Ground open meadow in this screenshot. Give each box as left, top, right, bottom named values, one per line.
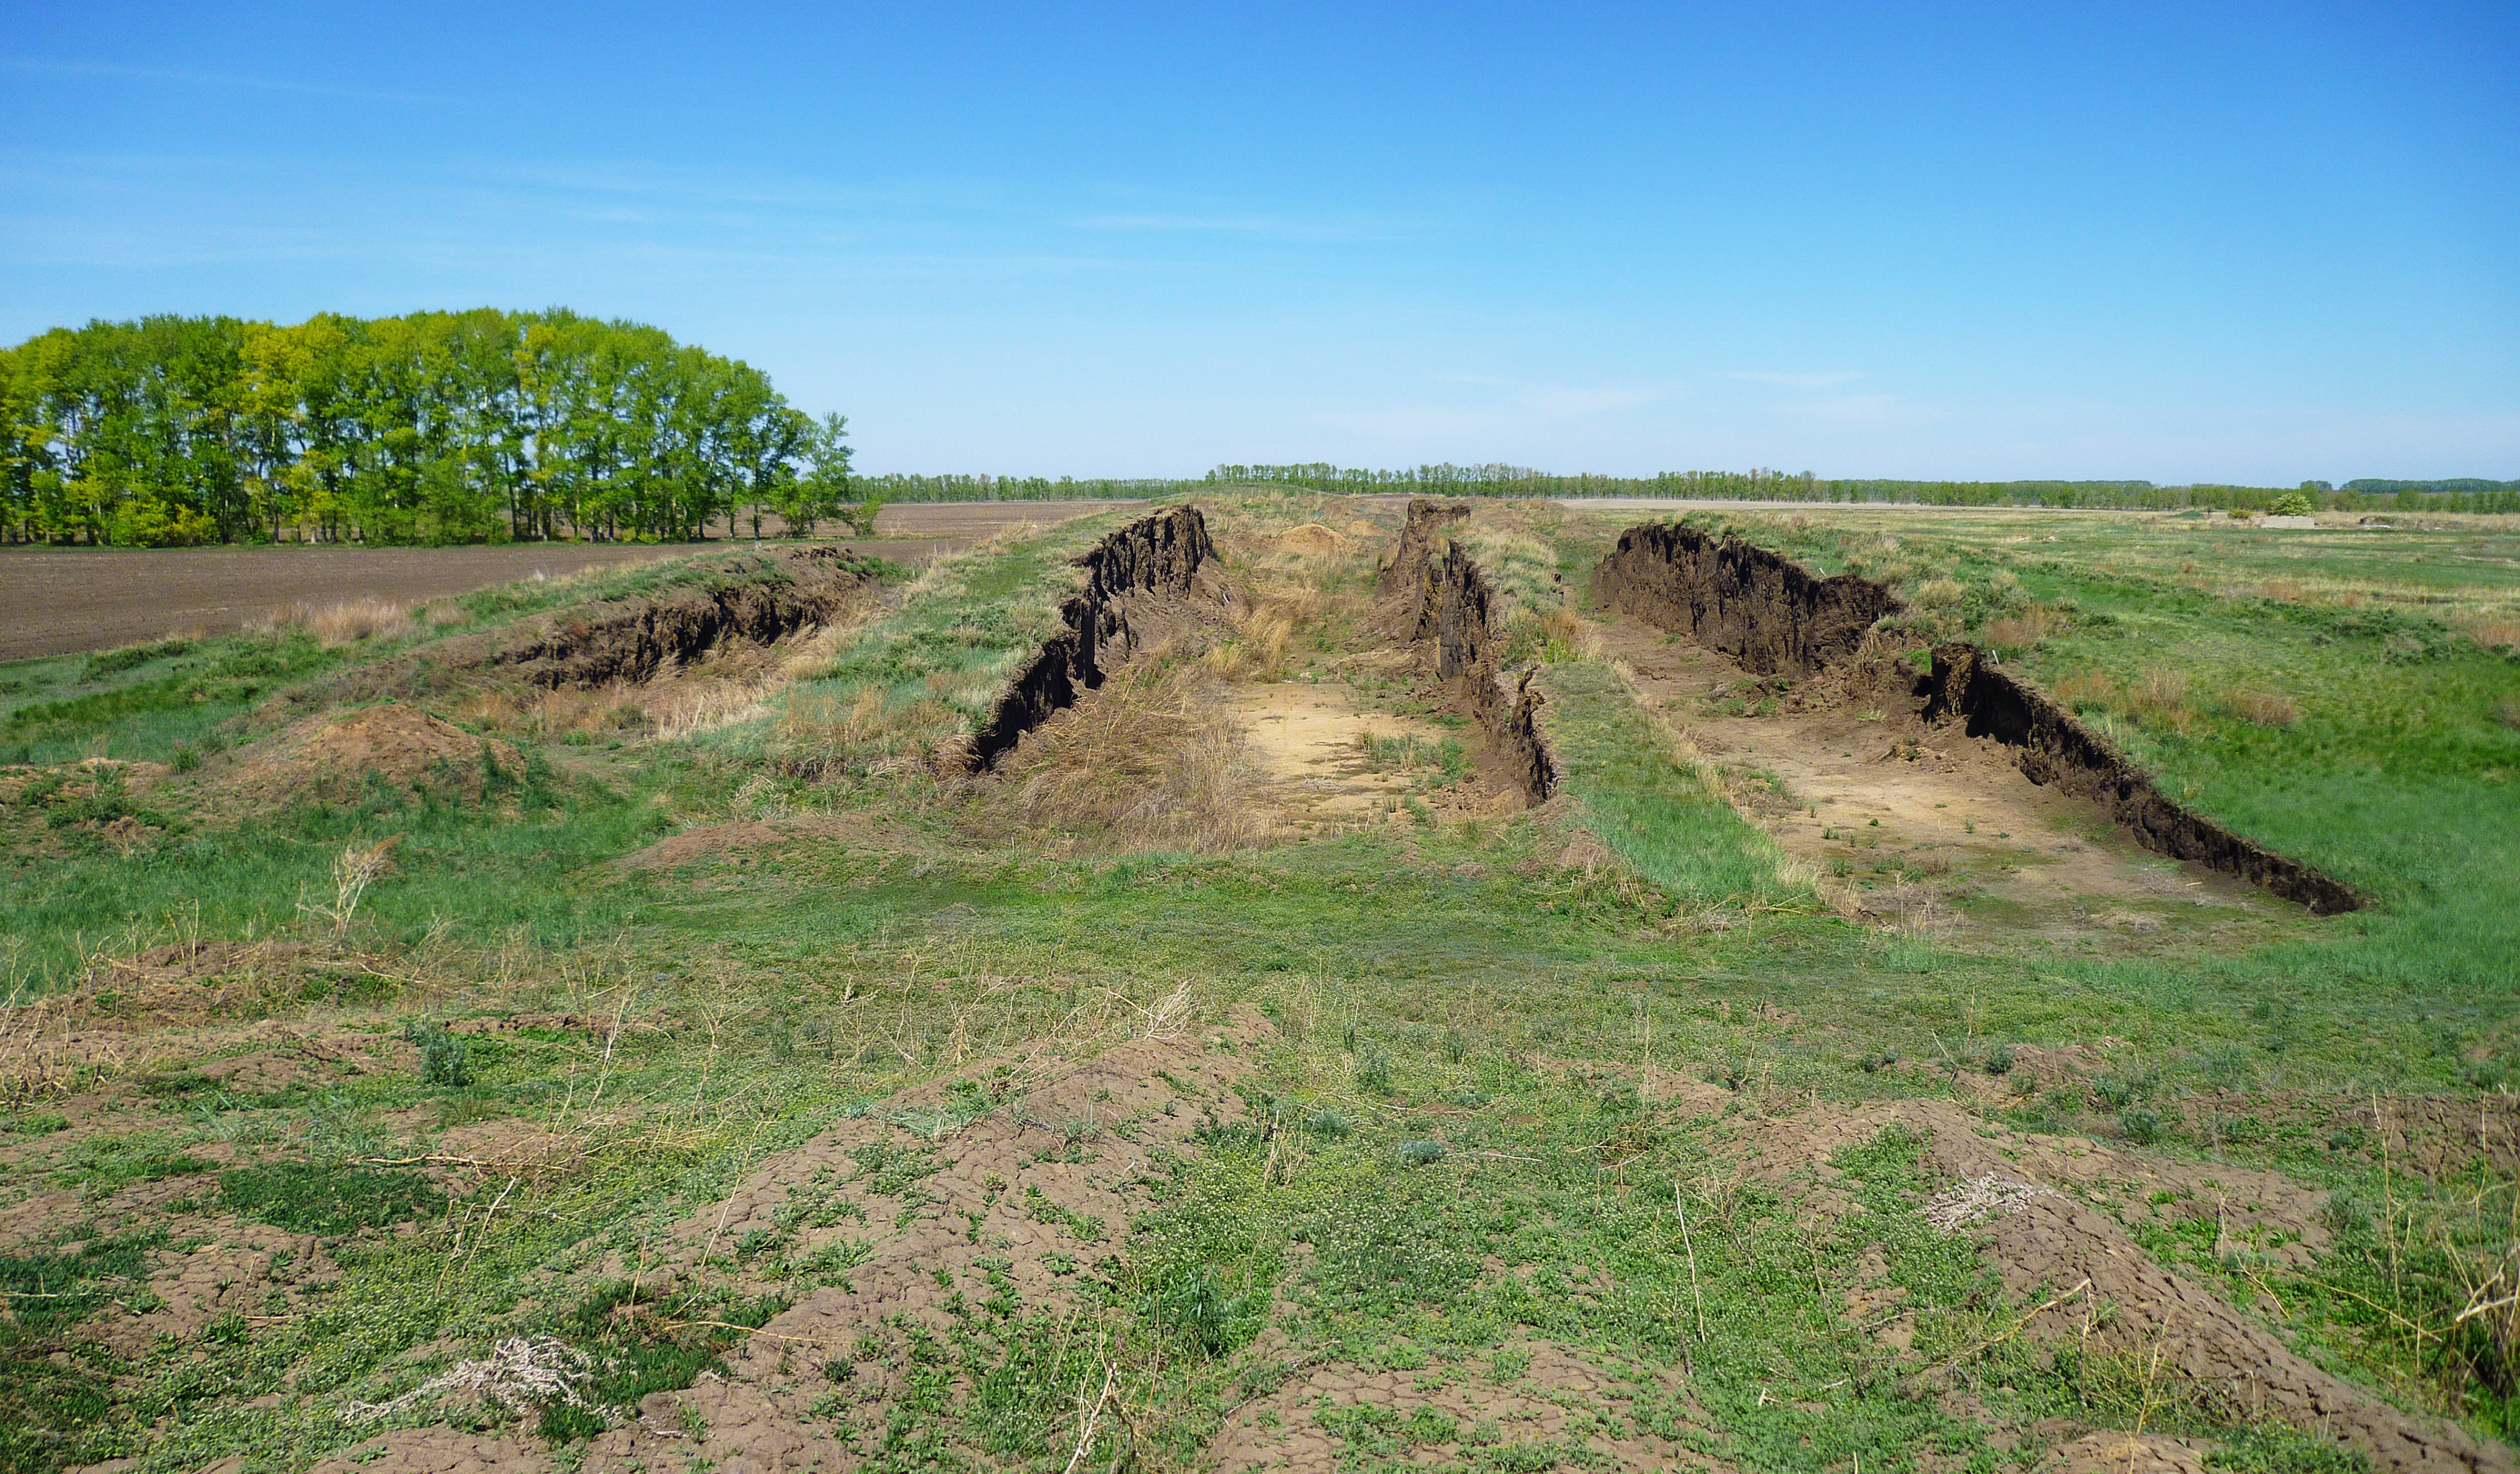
left=0, top=492, right=2515, bottom=1474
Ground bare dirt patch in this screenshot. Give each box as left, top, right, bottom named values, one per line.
left=1223, top=681, right=1517, bottom=831
left=1205, top=1339, right=1733, bottom=1472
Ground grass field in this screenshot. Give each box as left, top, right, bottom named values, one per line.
left=0, top=493, right=2513, bottom=1473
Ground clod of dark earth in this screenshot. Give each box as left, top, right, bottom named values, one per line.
left=1591, top=519, right=2364, bottom=914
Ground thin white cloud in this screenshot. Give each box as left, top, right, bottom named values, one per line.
left=0, top=57, right=446, bottom=106
left=1521, top=385, right=1662, bottom=419
left=1720, top=370, right=1863, bottom=389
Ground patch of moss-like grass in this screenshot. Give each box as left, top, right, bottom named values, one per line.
left=218, top=1163, right=438, bottom=1236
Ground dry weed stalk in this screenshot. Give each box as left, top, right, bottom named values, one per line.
left=300, top=838, right=401, bottom=934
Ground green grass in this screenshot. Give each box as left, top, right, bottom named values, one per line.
left=0, top=494, right=2510, bottom=1471
left=1536, top=660, right=1801, bottom=906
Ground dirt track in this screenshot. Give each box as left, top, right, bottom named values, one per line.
left=0, top=501, right=1139, bottom=662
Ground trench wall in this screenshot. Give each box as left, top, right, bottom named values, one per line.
left=1591, top=521, right=2364, bottom=914
left=967, top=504, right=1220, bottom=771
left=1917, top=645, right=2363, bottom=914
left=1591, top=522, right=1899, bottom=675
left=1378, top=499, right=1556, bottom=802
left=497, top=547, right=882, bottom=688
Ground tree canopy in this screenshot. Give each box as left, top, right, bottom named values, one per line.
left=0, top=309, right=852, bottom=545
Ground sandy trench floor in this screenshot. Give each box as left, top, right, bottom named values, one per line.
left=1589, top=611, right=2295, bottom=942
left=1222, top=679, right=1525, bottom=833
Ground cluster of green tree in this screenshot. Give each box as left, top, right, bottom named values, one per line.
left=0, top=310, right=864, bottom=545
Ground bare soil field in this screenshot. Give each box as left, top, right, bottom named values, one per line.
left=0, top=500, right=1138, bottom=661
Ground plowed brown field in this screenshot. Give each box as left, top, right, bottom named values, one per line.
left=0, top=500, right=1139, bottom=660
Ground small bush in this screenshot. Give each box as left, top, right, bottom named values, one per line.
left=407, top=1023, right=473, bottom=1086
left=1354, top=1052, right=1393, bottom=1095
left=1303, top=1108, right=1350, bottom=1140
left=1396, top=1139, right=1447, bottom=1166
left=2270, top=492, right=2317, bottom=517
left=1984, top=1043, right=2016, bottom=1075
left=2118, top=1108, right=2164, bottom=1145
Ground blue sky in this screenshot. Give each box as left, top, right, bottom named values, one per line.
left=4, top=2, right=2514, bottom=482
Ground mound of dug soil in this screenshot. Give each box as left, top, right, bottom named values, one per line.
left=237, top=703, right=521, bottom=803
left=1729, top=1096, right=2510, bottom=1474
left=1588, top=520, right=2363, bottom=914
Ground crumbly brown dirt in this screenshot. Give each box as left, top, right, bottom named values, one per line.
left=2044, top=1430, right=2217, bottom=1472
left=301, top=1427, right=555, bottom=1474
left=228, top=703, right=521, bottom=805
left=542, top=1008, right=1275, bottom=1470
left=1205, top=1339, right=1737, bottom=1473
left=1592, top=612, right=2294, bottom=943
left=1376, top=500, right=1556, bottom=801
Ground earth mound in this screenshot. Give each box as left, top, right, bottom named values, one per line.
left=238, top=703, right=522, bottom=803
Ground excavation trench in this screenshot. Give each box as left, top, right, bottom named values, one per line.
left=966, top=503, right=1228, bottom=771
left=1591, top=522, right=2364, bottom=915
left=1378, top=498, right=1557, bottom=802
left=492, top=545, right=887, bottom=689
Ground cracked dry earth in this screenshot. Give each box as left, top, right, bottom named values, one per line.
left=1589, top=612, right=2292, bottom=942
left=305, top=1010, right=1273, bottom=1474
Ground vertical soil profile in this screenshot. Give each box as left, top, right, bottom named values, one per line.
left=1592, top=521, right=2365, bottom=915
left=967, top=504, right=1227, bottom=770
left=1378, top=499, right=1557, bottom=801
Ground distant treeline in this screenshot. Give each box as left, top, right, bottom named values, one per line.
left=0, top=310, right=856, bottom=545
left=1199, top=464, right=2520, bottom=514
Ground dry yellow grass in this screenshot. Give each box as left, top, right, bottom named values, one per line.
left=991, top=661, right=1269, bottom=854
left=2050, top=668, right=2119, bottom=712
left=2226, top=690, right=2299, bottom=728
left=1980, top=603, right=2064, bottom=649
left=2126, top=668, right=2195, bottom=733
left=2461, top=617, right=2520, bottom=654
left=300, top=596, right=415, bottom=646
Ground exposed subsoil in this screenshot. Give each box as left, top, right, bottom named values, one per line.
left=1587, top=522, right=2361, bottom=916
left=1592, top=520, right=1903, bottom=674
left=1221, top=680, right=1521, bottom=832
left=488, top=547, right=883, bottom=690
left=1593, top=615, right=2290, bottom=940
left=0, top=502, right=1133, bottom=663
left=1377, top=499, right=1557, bottom=802
left=1919, top=645, right=2364, bottom=914
left=969, top=504, right=1232, bottom=769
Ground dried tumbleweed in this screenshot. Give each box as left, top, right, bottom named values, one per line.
left=344, top=1336, right=593, bottom=1423
left=1921, top=1174, right=2056, bottom=1234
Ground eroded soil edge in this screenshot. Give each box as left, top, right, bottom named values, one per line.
left=1378, top=498, right=1557, bottom=801
left=1591, top=522, right=2364, bottom=914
